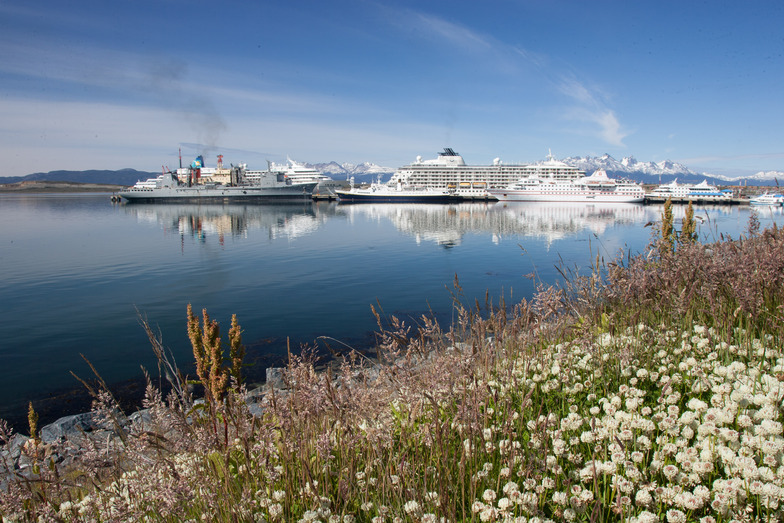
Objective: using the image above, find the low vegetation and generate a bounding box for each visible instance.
[2,202,783,522]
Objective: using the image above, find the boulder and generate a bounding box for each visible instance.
[39,413,98,443]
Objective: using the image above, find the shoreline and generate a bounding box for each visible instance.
[0,180,127,193]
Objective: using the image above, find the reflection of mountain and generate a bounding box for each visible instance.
[336,202,657,247]
[123,203,325,242]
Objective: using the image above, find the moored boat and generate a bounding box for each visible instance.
[488,169,645,203]
[335,176,460,203]
[749,192,784,206]
[266,158,346,196]
[120,158,317,203]
[392,148,585,198]
[646,179,732,202]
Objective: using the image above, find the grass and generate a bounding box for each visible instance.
[1,207,783,522]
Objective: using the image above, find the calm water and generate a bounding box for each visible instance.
[1,193,781,429]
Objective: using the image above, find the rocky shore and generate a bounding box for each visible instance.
[0,363,381,491]
[0,372,275,490]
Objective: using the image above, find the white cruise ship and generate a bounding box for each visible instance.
[647,179,732,201]
[391,149,585,198]
[488,169,645,203]
[266,158,346,196]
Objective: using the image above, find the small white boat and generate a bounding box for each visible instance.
[749,192,784,206]
[646,179,732,201]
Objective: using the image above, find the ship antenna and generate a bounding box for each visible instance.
[179,147,182,169]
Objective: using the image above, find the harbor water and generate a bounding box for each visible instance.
[0,193,781,431]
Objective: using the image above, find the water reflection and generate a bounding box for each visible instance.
[335,202,659,248]
[115,201,774,251]
[490,202,657,248]
[122,203,325,242]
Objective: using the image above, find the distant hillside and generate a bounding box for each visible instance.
[0,169,155,186]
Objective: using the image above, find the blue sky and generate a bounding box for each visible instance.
[1,0,783,178]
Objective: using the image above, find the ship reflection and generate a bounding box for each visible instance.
[336,201,658,248]
[120,201,674,249]
[122,203,324,243]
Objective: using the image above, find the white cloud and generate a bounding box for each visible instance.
[557,76,628,147]
[413,12,492,51]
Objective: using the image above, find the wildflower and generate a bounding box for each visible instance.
[553,491,568,505]
[268,504,284,520]
[663,464,679,481]
[479,507,497,522]
[483,489,497,503]
[666,509,686,523]
[403,500,420,515]
[635,511,658,523]
[635,489,653,507]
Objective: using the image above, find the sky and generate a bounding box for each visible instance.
[1,0,783,178]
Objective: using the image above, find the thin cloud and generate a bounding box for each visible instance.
[413,12,492,51]
[387,7,630,148]
[557,76,629,147]
[683,152,784,164]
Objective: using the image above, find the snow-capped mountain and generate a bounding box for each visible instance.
[311,161,394,183]
[563,154,700,181]
[742,170,784,184]
[561,154,782,185]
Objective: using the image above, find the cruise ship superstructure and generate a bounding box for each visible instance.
[391,148,586,198]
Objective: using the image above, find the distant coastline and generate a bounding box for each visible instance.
[0,180,127,193]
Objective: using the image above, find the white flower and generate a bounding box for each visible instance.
[497,497,512,511]
[403,500,420,515]
[635,510,659,523]
[479,507,496,522]
[268,504,283,520]
[635,489,653,507]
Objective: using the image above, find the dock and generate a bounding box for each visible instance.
[643,196,750,205]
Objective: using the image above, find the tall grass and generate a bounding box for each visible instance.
[2,210,783,522]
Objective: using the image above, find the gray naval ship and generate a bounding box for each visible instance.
[119,155,317,204]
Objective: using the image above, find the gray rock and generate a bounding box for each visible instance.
[40,413,98,443]
[265,367,286,390]
[128,409,152,430]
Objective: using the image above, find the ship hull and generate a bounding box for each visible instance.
[120,183,317,204]
[488,190,644,203]
[335,190,460,203]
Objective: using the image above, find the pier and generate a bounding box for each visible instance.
[643,196,750,205]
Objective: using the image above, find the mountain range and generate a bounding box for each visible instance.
[1,155,781,186]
